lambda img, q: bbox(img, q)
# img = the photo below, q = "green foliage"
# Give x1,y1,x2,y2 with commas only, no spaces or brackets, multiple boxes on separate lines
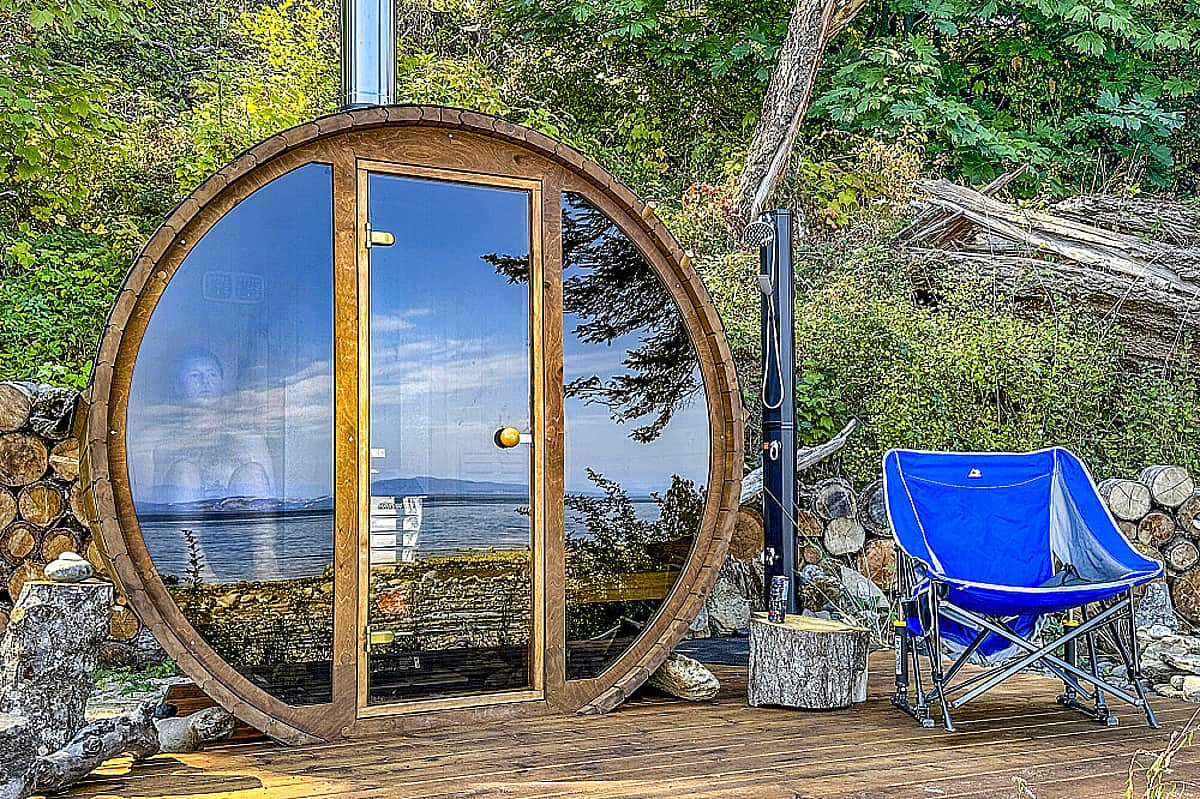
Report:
0,227,127,387
813,0,1200,191
791,245,1200,482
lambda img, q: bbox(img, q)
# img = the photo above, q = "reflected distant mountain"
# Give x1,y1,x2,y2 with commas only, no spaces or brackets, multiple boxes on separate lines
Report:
371,476,527,498
135,495,334,520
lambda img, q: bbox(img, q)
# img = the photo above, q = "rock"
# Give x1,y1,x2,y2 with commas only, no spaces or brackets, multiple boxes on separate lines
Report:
1171,674,1186,690
647,652,720,701
1136,582,1178,632
154,706,235,753
1183,675,1200,702
1154,683,1184,699
838,565,888,611
44,552,93,583
1148,623,1172,640
0,711,32,796
706,577,750,636
1162,651,1200,675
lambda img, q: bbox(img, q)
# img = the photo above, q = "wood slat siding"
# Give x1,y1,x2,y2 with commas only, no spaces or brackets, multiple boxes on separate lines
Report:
70,654,1200,799
83,106,744,743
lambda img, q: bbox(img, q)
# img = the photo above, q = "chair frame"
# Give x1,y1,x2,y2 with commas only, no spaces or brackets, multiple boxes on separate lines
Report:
891,549,1159,732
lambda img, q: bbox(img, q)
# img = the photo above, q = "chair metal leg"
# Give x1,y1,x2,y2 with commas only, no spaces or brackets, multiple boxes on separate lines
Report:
929,589,955,731
1114,590,1159,729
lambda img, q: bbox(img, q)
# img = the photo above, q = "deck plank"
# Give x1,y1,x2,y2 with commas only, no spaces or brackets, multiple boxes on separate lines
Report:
62,653,1198,799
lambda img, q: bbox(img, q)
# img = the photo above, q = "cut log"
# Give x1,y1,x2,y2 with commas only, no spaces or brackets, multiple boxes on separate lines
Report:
68,481,90,527
730,505,765,560
0,383,35,434
1172,568,1200,626
0,488,15,530
1117,520,1139,544
27,386,76,441
108,603,140,643
27,702,159,794
1,523,39,564
1098,478,1152,522
858,538,895,592
1175,493,1200,538
824,516,866,556
1138,511,1177,548
1162,537,1200,574
748,612,869,709
84,539,109,579
1139,465,1195,509
17,482,65,528
0,580,114,756
7,562,43,605
799,543,823,565
857,478,888,535
48,438,80,482
812,477,857,520
0,434,48,487
40,529,80,563
795,509,823,540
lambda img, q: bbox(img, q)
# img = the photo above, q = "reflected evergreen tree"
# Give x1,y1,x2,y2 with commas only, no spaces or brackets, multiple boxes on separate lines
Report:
485,192,700,442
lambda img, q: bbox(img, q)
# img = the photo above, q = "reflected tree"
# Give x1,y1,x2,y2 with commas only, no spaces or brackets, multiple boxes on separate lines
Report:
485,192,701,442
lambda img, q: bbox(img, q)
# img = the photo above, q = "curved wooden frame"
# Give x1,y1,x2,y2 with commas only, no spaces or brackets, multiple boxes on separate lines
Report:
84,106,742,742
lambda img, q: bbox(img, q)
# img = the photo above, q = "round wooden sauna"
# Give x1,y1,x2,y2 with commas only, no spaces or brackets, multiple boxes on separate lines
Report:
85,107,742,742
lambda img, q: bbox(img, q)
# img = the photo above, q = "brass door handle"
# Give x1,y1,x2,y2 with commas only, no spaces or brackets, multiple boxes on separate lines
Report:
494,427,533,448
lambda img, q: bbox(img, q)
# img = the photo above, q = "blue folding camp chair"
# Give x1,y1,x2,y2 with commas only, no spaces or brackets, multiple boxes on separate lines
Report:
883,447,1163,731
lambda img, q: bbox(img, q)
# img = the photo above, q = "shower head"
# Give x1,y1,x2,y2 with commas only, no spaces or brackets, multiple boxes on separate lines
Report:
741,219,775,249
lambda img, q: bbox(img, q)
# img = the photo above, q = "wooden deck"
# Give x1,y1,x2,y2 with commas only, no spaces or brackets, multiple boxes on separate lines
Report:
69,653,1198,799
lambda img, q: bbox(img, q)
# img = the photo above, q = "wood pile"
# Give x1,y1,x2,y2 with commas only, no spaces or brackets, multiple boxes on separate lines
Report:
903,178,1200,363
1099,465,1200,626
0,381,140,647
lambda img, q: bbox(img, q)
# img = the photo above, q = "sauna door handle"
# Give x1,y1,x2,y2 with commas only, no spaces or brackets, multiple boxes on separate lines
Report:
494,427,533,448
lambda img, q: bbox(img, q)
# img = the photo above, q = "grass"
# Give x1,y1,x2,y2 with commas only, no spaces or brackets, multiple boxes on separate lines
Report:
95,660,180,696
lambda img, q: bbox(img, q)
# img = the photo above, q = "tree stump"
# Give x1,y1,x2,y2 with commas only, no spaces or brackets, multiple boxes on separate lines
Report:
1139,465,1195,509
1098,478,1152,521
748,612,869,709
0,580,114,755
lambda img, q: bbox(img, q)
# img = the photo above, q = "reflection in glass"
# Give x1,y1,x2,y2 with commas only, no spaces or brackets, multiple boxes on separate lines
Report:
365,173,534,703
127,163,335,705
559,193,709,679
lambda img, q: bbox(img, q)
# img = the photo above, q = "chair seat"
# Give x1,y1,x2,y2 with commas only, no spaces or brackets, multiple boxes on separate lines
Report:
941,568,1160,616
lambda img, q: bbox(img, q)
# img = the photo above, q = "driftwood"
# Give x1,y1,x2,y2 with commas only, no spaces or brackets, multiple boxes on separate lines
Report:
748,613,869,709
25,703,159,796
740,418,858,505
647,652,720,702
26,387,75,442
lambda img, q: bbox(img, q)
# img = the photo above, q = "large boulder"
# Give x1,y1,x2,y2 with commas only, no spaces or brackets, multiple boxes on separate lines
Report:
706,577,750,636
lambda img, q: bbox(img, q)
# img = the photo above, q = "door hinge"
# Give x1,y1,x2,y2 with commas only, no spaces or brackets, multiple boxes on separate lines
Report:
365,222,395,248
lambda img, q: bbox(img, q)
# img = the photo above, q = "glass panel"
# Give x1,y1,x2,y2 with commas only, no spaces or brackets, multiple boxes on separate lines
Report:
127,163,335,705
561,192,710,680
365,172,534,704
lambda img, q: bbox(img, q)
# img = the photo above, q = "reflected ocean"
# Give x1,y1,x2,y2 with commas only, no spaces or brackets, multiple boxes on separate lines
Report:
140,498,662,583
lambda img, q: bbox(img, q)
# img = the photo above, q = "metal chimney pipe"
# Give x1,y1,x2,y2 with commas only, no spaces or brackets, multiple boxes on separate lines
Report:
341,0,396,108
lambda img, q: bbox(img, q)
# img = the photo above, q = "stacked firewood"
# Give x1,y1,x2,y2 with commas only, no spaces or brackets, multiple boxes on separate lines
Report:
1098,465,1200,626
0,381,139,645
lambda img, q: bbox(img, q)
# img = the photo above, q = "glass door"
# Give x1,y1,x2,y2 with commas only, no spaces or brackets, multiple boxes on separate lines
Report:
358,163,543,709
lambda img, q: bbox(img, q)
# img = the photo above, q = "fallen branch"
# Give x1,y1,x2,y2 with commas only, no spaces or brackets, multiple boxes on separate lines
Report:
741,418,858,504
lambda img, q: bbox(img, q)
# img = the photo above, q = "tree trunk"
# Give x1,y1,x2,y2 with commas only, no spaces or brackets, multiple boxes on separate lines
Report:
812,477,856,520
748,612,869,708
1138,511,1176,548
0,435,47,488
1098,478,1152,522
824,516,866,556
1139,466,1195,510
17,482,64,528
0,580,114,756
0,384,34,435
735,0,839,222
1051,195,1200,246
